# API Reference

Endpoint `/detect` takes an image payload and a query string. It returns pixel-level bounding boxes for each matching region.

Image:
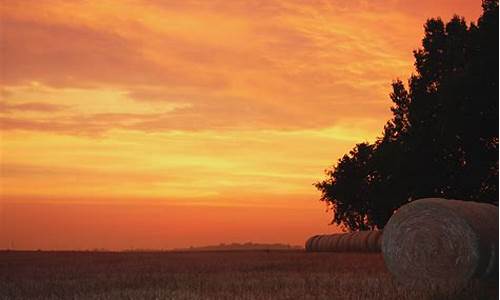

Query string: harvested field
[0,250,496,300]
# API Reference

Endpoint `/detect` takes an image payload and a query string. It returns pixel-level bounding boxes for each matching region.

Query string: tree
[316,0,499,231]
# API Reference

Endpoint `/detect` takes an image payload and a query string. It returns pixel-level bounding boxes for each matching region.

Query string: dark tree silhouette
[316,0,499,231]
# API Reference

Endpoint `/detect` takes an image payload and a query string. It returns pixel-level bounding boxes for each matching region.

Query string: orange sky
[0,0,482,250]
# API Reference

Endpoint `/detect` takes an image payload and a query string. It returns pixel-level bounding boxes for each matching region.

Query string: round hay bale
[356,231,370,252]
[318,234,329,252]
[354,231,366,252]
[305,235,318,252]
[363,231,371,251]
[339,233,354,252]
[311,235,320,251]
[376,232,382,251]
[309,235,319,252]
[347,232,355,251]
[366,230,382,252]
[335,234,344,250]
[321,235,332,252]
[335,233,346,252]
[349,232,361,251]
[347,232,356,251]
[358,231,371,252]
[331,233,343,252]
[382,198,498,289]
[315,235,325,252]
[325,234,335,252]
[320,235,330,251]
[316,235,326,252]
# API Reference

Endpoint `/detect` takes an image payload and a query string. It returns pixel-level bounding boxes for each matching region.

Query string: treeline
[174,242,302,252]
[316,0,499,231]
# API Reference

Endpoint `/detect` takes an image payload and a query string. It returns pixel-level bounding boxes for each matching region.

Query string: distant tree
[316,0,499,231]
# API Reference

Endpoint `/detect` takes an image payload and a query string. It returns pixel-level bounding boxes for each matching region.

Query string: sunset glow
[0,0,481,250]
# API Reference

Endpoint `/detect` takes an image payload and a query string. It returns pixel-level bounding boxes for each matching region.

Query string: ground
[0,250,496,300]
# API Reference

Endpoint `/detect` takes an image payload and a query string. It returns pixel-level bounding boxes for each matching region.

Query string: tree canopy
[315,0,499,231]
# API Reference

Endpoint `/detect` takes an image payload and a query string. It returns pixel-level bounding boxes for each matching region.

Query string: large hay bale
[382,198,498,289]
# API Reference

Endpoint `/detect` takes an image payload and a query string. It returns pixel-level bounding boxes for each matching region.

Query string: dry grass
[0,250,496,300]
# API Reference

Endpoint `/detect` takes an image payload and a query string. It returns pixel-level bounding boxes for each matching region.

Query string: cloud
[0,116,101,135]
[0,112,162,136]
[0,101,68,113]
[0,0,483,133]
[0,18,171,88]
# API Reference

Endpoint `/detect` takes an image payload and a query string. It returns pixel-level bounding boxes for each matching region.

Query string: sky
[0,0,482,250]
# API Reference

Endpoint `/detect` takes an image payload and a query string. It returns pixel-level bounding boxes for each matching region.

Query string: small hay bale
[365,231,374,251]
[359,231,372,251]
[340,232,354,251]
[347,232,356,251]
[349,231,361,251]
[353,231,382,252]
[320,235,331,252]
[316,235,326,252]
[305,235,317,252]
[314,235,325,252]
[335,233,347,251]
[376,232,382,251]
[309,235,320,252]
[305,231,382,252]
[366,230,382,252]
[305,234,343,252]
[382,198,498,289]
[321,235,332,252]
[356,231,370,252]
[326,234,340,251]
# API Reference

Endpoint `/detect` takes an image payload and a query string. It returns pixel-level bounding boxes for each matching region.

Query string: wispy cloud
[0,101,68,113]
[0,0,481,133]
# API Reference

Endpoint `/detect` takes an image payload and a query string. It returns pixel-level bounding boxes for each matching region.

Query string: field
[0,250,496,300]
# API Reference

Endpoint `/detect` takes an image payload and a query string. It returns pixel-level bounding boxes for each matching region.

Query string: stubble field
[0,250,496,300]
